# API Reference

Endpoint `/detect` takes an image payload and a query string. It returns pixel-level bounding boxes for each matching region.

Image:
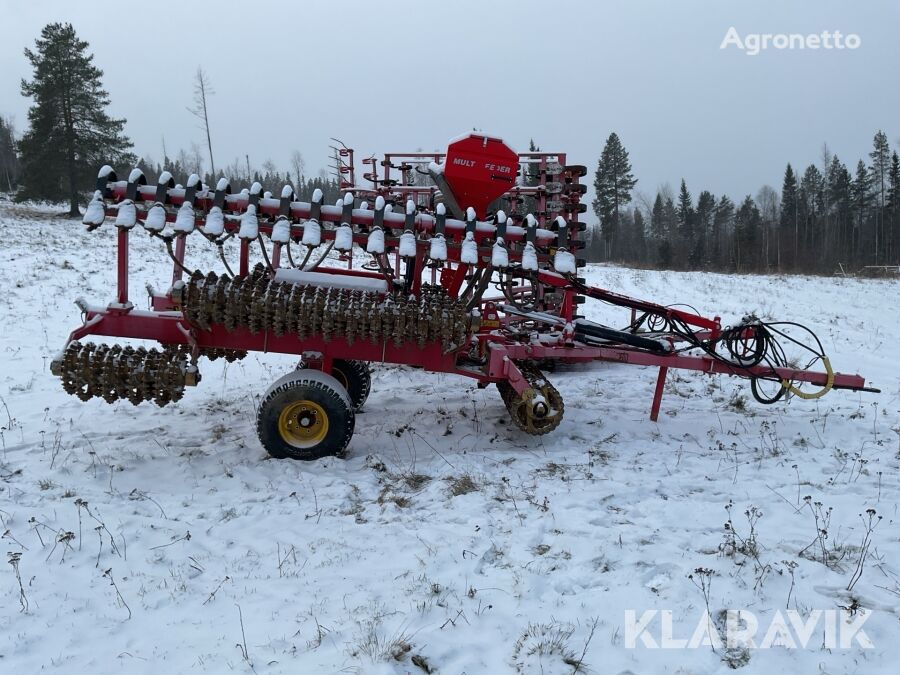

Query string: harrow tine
[399,199,417,258]
[184,173,201,203]
[238,204,259,240]
[278,184,294,217]
[213,176,231,208]
[428,203,447,262]
[334,192,354,252]
[126,167,146,200]
[144,202,167,232]
[522,214,538,271]
[96,165,116,194]
[155,171,174,203]
[114,198,137,229]
[83,190,106,230]
[366,195,386,254]
[554,214,568,249]
[492,210,509,268]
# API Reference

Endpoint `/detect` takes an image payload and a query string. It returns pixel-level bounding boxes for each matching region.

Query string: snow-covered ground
[0,201,898,674]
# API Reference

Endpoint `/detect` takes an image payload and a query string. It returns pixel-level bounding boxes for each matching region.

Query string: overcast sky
[1,0,898,206]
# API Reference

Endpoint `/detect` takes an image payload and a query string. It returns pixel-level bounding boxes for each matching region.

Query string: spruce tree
[734,196,761,272]
[694,190,715,268]
[676,179,694,267]
[592,132,637,259]
[712,195,735,268]
[18,23,132,216]
[780,164,799,268]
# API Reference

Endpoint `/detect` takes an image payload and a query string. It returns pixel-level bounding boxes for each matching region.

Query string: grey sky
[1,0,897,207]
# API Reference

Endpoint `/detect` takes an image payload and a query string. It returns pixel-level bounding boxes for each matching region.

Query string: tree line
[5,23,898,275]
[589,131,900,274]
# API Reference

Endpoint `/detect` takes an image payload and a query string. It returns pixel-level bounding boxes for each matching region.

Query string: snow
[82,191,106,227]
[187,173,201,189]
[270,217,292,244]
[127,168,144,184]
[173,203,195,234]
[521,241,539,270]
[97,164,115,179]
[281,184,294,200]
[334,224,353,251]
[496,209,507,224]
[113,199,137,228]
[250,181,262,196]
[375,195,385,211]
[143,203,167,232]
[428,160,445,175]
[265,369,353,407]
[202,206,225,237]
[406,199,416,215]
[491,238,508,267]
[399,231,417,257]
[312,188,324,204]
[553,249,576,274]
[359,201,369,211]
[466,206,477,222]
[344,192,354,206]
[429,234,447,261]
[301,219,321,246]
[2,201,899,675]
[215,177,229,192]
[436,203,446,216]
[460,231,479,264]
[157,170,173,186]
[366,227,385,254]
[274,268,388,294]
[238,204,259,239]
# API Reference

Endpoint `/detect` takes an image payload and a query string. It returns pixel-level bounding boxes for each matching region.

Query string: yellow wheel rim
[278,400,329,448]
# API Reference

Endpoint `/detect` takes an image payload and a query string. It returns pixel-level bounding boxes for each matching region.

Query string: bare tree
[188,67,216,177]
[756,185,779,270]
[290,150,305,188]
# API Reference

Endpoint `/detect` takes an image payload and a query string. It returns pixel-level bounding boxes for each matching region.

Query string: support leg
[116,228,130,307]
[650,366,668,421]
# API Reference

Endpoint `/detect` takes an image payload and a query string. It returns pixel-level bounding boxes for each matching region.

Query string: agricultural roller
[51,133,878,460]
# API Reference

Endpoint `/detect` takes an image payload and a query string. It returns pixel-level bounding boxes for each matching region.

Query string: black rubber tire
[330,359,372,412]
[257,370,355,461]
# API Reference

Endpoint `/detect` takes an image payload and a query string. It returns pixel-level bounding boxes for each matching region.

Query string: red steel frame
[66,140,872,423]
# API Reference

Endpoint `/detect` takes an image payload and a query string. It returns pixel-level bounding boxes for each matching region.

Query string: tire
[330,360,372,412]
[257,370,355,460]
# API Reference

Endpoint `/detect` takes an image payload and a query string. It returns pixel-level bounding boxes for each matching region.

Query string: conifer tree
[592,132,637,259]
[18,23,132,216]
[780,164,799,267]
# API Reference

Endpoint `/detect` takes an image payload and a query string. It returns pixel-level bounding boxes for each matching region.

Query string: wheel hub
[278,400,329,448]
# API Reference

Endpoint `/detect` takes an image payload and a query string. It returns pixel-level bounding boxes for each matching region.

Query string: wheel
[296,359,371,412]
[257,370,355,460]
[330,360,371,412]
[496,366,565,435]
